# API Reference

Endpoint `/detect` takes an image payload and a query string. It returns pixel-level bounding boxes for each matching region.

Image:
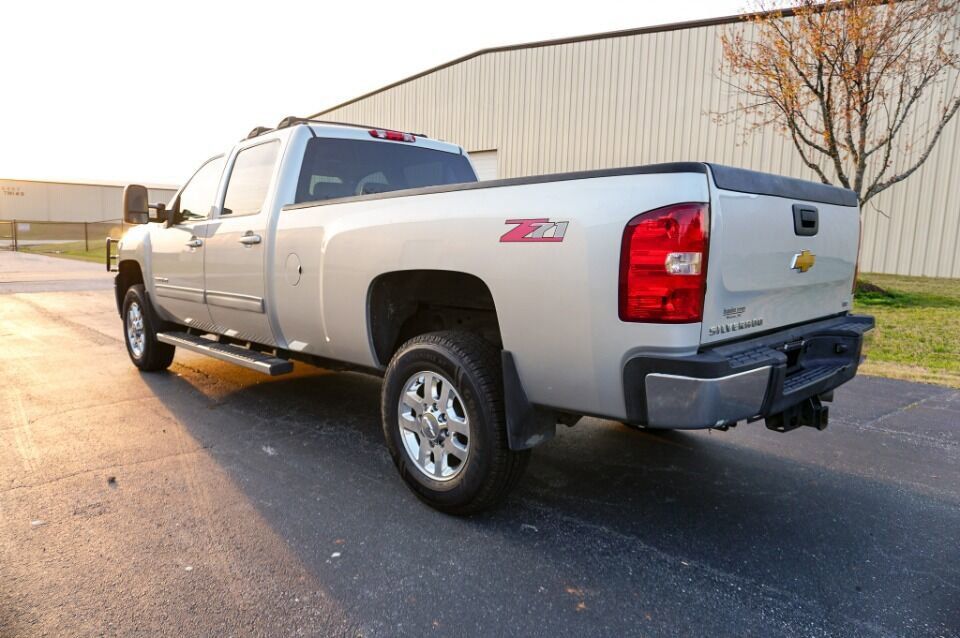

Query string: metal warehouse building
[313,12,960,278]
[0,178,176,223]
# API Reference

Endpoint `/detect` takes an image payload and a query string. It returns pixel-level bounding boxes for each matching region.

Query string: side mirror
[122,184,150,224]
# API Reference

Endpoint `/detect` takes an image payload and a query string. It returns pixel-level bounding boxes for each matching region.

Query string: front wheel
[381,331,529,515]
[122,284,175,372]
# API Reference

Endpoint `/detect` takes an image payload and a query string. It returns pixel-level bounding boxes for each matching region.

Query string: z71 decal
[500,218,569,243]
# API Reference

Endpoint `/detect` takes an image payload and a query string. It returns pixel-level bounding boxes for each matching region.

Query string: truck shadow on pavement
[139,363,960,637]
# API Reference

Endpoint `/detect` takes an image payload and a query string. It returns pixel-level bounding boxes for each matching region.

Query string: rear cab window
[294,137,477,204]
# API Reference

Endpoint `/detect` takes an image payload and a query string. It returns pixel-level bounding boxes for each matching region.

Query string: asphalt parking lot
[1,252,958,638]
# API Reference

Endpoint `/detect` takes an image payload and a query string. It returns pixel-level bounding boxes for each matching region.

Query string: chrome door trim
[205,289,265,313]
[155,283,205,304]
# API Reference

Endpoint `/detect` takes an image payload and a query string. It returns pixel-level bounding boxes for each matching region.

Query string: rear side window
[295,137,477,203]
[223,141,280,216]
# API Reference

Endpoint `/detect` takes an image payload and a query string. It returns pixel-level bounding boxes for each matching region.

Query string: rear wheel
[381,331,529,515]
[122,284,175,371]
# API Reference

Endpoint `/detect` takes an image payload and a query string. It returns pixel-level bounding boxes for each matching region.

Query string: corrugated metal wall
[0,180,176,222]
[319,17,960,278]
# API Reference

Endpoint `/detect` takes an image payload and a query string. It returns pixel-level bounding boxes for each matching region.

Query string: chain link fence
[0,219,127,260]
[0,221,13,250]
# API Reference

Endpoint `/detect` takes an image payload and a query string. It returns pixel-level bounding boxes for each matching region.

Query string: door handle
[185,237,203,248]
[792,204,819,236]
[238,232,262,246]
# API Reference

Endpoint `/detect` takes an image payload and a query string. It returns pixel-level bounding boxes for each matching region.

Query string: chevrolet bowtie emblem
[791,249,816,273]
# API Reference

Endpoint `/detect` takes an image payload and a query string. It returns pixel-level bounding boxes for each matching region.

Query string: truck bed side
[271,167,711,420]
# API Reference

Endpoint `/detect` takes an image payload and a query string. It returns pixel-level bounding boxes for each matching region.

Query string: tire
[122,284,175,372]
[381,331,529,515]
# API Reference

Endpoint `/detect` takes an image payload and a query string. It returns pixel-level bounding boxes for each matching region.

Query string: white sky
[0,0,745,186]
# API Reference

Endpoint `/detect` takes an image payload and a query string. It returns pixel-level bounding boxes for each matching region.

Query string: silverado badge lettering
[708,318,764,336]
[500,218,569,243]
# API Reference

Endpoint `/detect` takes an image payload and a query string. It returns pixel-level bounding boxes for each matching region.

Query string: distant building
[0,178,176,223]
[313,11,960,278]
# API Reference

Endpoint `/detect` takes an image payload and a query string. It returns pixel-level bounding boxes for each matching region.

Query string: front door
[150,155,225,329]
[204,140,280,345]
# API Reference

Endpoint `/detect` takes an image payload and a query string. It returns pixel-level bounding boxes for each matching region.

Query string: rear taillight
[369,128,416,142]
[619,202,709,323]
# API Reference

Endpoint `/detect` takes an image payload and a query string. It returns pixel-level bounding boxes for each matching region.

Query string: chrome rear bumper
[644,366,771,428]
[623,314,874,430]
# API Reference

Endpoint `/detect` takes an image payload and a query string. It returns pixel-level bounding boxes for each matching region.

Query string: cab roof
[246,117,464,156]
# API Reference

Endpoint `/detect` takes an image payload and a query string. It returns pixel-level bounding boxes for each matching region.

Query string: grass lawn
[855,273,960,388]
[19,241,108,264]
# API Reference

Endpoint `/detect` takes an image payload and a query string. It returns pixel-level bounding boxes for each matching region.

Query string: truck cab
[118,120,475,347]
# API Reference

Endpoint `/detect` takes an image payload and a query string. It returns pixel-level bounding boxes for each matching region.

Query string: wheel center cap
[420,412,441,441]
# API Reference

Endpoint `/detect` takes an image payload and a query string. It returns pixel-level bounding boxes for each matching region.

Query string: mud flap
[502,351,556,450]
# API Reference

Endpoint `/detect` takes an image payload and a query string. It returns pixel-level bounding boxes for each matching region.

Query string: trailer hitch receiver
[765,396,829,433]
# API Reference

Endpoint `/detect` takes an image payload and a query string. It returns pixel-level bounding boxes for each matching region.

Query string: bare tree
[718,0,960,206]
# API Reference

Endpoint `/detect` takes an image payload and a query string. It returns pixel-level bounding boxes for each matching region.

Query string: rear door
[150,155,225,328]
[203,140,281,345]
[700,165,860,345]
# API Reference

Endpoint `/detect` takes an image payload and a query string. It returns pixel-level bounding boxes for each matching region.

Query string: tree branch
[863,95,960,204]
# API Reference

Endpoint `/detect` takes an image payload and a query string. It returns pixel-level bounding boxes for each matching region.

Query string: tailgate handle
[792,204,819,236]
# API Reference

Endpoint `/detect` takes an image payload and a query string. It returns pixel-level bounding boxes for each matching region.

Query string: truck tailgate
[701,164,860,345]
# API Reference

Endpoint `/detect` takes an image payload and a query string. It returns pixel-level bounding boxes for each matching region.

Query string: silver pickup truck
[110,117,873,513]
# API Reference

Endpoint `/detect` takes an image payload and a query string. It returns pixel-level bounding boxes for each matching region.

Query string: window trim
[218,139,282,219]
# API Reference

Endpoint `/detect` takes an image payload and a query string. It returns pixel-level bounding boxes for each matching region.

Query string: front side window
[177,156,225,222]
[222,141,280,217]
[294,137,477,203]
